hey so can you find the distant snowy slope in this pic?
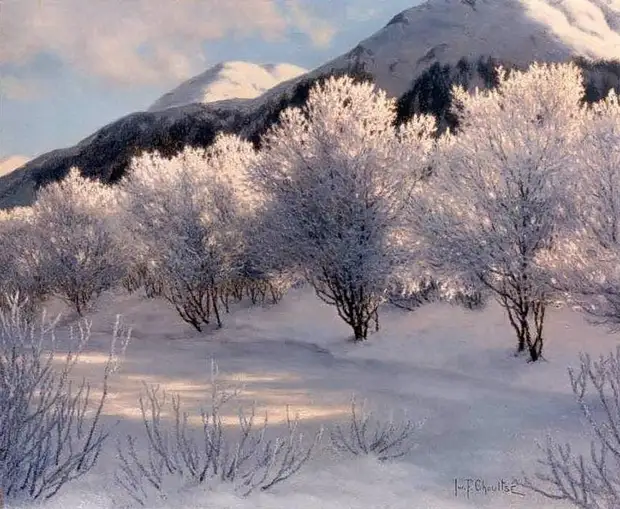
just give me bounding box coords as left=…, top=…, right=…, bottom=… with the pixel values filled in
left=149, top=61, right=307, bottom=112
left=0, top=155, right=29, bottom=176
left=312, top=0, right=620, bottom=97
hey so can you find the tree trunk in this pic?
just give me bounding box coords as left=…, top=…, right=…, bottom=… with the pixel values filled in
left=504, top=300, right=546, bottom=362
left=211, top=286, right=222, bottom=329
left=527, top=301, right=546, bottom=362
left=352, top=322, right=367, bottom=341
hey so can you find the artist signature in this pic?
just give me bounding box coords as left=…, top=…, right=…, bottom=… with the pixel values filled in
left=454, top=477, right=526, bottom=498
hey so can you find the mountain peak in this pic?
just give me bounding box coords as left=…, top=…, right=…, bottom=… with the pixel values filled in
left=317, top=0, right=620, bottom=97
left=148, top=61, right=308, bottom=112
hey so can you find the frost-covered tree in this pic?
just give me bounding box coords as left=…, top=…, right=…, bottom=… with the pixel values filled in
left=30, top=168, right=128, bottom=316
left=542, top=90, right=620, bottom=329
left=251, top=75, right=436, bottom=341
left=120, top=134, right=256, bottom=331
left=409, top=63, right=585, bottom=361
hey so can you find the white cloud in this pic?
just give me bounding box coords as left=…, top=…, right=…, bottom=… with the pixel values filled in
left=0, top=0, right=336, bottom=86
left=285, top=0, right=337, bottom=48
left=0, top=75, right=41, bottom=100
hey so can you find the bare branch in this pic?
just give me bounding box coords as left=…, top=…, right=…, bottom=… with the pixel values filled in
left=116, top=359, right=322, bottom=506
left=330, top=396, right=424, bottom=462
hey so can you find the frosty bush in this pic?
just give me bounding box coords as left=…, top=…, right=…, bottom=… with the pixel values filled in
left=120, top=134, right=257, bottom=331
left=330, top=396, right=423, bottom=462
left=522, top=346, right=620, bottom=508
left=388, top=276, right=486, bottom=312
left=409, top=63, right=585, bottom=362
left=0, top=294, right=130, bottom=502
left=251, top=75, right=436, bottom=341
left=222, top=214, right=299, bottom=309
left=116, top=360, right=323, bottom=506
left=0, top=207, right=47, bottom=317
left=121, top=259, right=164, bottom=299
left=30, top=168, right=128, bottom=316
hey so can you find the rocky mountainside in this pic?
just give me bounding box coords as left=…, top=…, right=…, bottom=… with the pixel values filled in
left=148, top=61, right=307, bottom=112
left=1, top=0, right=620, bottom=209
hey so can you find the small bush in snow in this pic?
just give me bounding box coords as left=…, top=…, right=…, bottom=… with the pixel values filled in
left=121, top=260, right=164, bottom=299
left=0, top=294, right=130, bottom=502
left=116, top=360, right=323, bottom=506
left=522, top=346, right=620, bottom=508
left=330, top=396, right=423, bottom=462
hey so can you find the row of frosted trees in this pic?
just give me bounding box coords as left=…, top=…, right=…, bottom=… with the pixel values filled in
left=2, top=62, right=620, bottom=365
left=1, top=62, right=620, bottom=508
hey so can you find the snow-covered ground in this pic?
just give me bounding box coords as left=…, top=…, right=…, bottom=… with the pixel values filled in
left=19, top=286, right=619, bottom=508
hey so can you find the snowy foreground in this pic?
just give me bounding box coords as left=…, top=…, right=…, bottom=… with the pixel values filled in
left=15, top=287, right=618, bottom=509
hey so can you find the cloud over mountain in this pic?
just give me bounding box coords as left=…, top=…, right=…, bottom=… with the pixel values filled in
left=0, top=0, right=333, bottom=86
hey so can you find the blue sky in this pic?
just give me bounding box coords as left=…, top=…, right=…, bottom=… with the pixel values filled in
left=0, top=0, right=420, bottom=161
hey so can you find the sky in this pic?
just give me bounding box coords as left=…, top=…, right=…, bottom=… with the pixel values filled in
left=0, top=0, right=420, bottom=162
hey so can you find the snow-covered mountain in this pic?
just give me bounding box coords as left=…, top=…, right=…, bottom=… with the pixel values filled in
left=312, top=0, right=620, bottom=98
left=148, top=62, right=307, bottom=112
left=1, top=0, right=620, bottom=209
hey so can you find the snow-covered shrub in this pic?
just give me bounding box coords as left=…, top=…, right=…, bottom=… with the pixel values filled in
left=30, top=167, right=128, bottom=316
left=120, top=134, right=257, bottom=331
left=388, top=275, right=486, bottom=312
left=219, top=262, right=295, bottom=310
left=225, top=216, right=299, bottom=309
left=0, top=294, right=130, bottom=502
left=251, top=75, right=436, bottom=341
left=409, top=63, right=585, bottom=362
left=522, top=346, right=620, bottom=508
left=116, top=360, right=323, bottom=506
left=0, top=207, right=47, bottom=317
left=121, top=259, right=164, bottom=299
left=330, top=397, right=423, bottom=462
left=214, top=215, right=297, bottom=312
